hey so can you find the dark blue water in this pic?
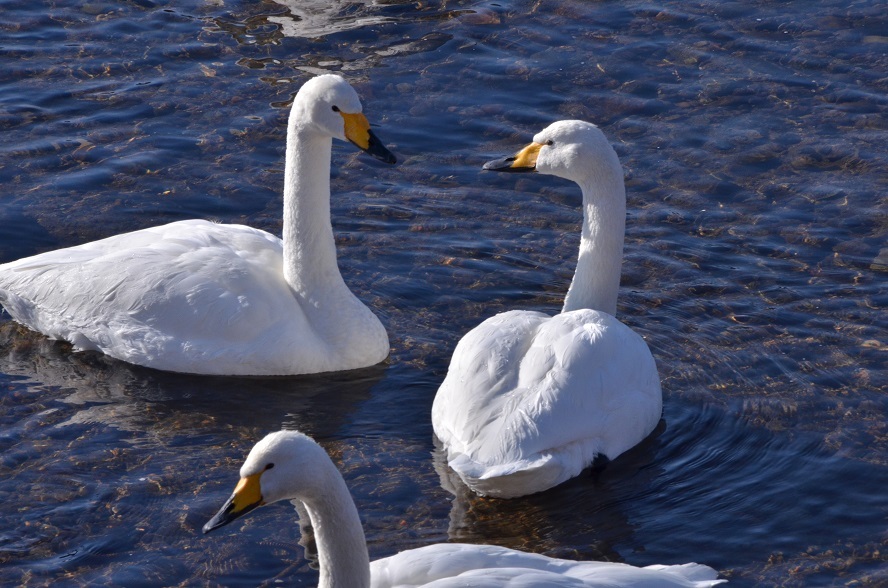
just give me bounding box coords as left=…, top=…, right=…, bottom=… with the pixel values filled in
left=1, top=0, right=885, bottom=585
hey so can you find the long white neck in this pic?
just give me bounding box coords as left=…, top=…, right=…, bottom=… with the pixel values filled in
left=281, top=112, right=348, bottom=298
left=561, top=156, right=626, bottom=316
left=301, top=460, right=371, bottom=588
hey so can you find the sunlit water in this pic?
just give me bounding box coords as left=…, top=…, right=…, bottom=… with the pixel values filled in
left=1, top=0, right=885, bottom=586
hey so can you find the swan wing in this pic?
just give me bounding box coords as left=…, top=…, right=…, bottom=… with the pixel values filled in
left=433, top=309, right=550, bottom=453
left=432, top=309, right=661, bottom=497
left=370, top=543, right=723, bottom=587
left=0, top=219, right=311, bottom=374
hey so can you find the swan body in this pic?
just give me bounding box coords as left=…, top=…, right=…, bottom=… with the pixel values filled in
left=432, top=121, right=662, bottom=498
left=203, top=430, right=725, bottom=588
left=0, top=74, right=395, bottom=376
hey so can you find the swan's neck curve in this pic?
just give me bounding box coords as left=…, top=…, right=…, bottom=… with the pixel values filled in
left=561, top=161, right=626, bottom=316
left=282, top=116, right=347, bottom=297
left=300, top=460, right=371, bottom=588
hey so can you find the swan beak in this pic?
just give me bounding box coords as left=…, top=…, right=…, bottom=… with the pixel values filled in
left=341, top=111, right=397, bottom=164
left=482, top=141, right=541, bottom=173
left=202, top=472, right=265, bottom=534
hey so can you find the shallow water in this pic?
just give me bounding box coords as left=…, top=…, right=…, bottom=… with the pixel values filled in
left=1, top=0, right=885, bottom=586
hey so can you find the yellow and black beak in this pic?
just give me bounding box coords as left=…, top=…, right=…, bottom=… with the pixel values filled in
left=203, top=472, right=265, bottom=534
left=340, top=111, right=396, bottom=164
left=482, top=141, right=542, bottom=173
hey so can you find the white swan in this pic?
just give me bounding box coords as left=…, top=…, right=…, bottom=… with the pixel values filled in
left=203, top=430, right=725, bottom=587
left=432, top=120, right=662, bottom=498
left=0, top=74, right=395, bottom=376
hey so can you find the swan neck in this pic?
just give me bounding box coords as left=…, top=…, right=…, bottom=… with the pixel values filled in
left=303, top=463, right=371, bottom=588
left=282, top=119, right=344, bottom=294
left=561, top=172, right=626, bottom=316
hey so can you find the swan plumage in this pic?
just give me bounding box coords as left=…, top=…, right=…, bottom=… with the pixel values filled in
left=0, top=74, right=395, bottom=376
left=432, top=120, right=662, bottom=498
left=203, top=430, right=725, bottom=587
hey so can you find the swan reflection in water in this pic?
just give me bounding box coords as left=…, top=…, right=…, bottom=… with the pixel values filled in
left=0, top=319, right=385, bottom=439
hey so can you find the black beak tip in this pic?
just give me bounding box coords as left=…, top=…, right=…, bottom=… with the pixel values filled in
left=202, top=513, right=226, bottom=535
left=365, top=130, right=397, bottom=165
left=202, top=496, right=237, bottom=535
left=483, top=156, right=532, bottom=173
left=202, top=494, right=264, bottom=536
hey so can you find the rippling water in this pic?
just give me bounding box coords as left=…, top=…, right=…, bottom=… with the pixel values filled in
left=1, top=1, right=885, bottom=586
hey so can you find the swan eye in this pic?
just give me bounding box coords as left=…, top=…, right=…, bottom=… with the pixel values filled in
left=545, top=139, right=554, bottom=146
left=331, top=105, right=340, bottom=112
left=264, top=463, right=275, bottom=471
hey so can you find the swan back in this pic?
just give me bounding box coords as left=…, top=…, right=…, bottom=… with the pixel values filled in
left=371, top=543, right=725, bottom=587
left=433, top=308, right=661, bottom=497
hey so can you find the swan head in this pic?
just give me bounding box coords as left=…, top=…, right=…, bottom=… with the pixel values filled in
left=293, top=74, right=396, bottom=164
left=483, top=120, right=618, bottom=185
left=203, top=430, right=330, bottom=534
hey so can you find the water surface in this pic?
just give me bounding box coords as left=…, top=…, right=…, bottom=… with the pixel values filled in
left=1, top=1, right=885, bottom=586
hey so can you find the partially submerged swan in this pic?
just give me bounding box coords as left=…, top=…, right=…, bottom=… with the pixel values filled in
left=0, top=74, right=395, bottom=375
left=203, top=430, right=725, bottom=587
left=432, top=120, right=662, bottom=497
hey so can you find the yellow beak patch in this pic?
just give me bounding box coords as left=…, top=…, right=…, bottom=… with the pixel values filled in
left=230, top=472, right=264, bottom=513
left=341, top=111, right=372, bottom=150
left=511, top=141, right=543, bottom=169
